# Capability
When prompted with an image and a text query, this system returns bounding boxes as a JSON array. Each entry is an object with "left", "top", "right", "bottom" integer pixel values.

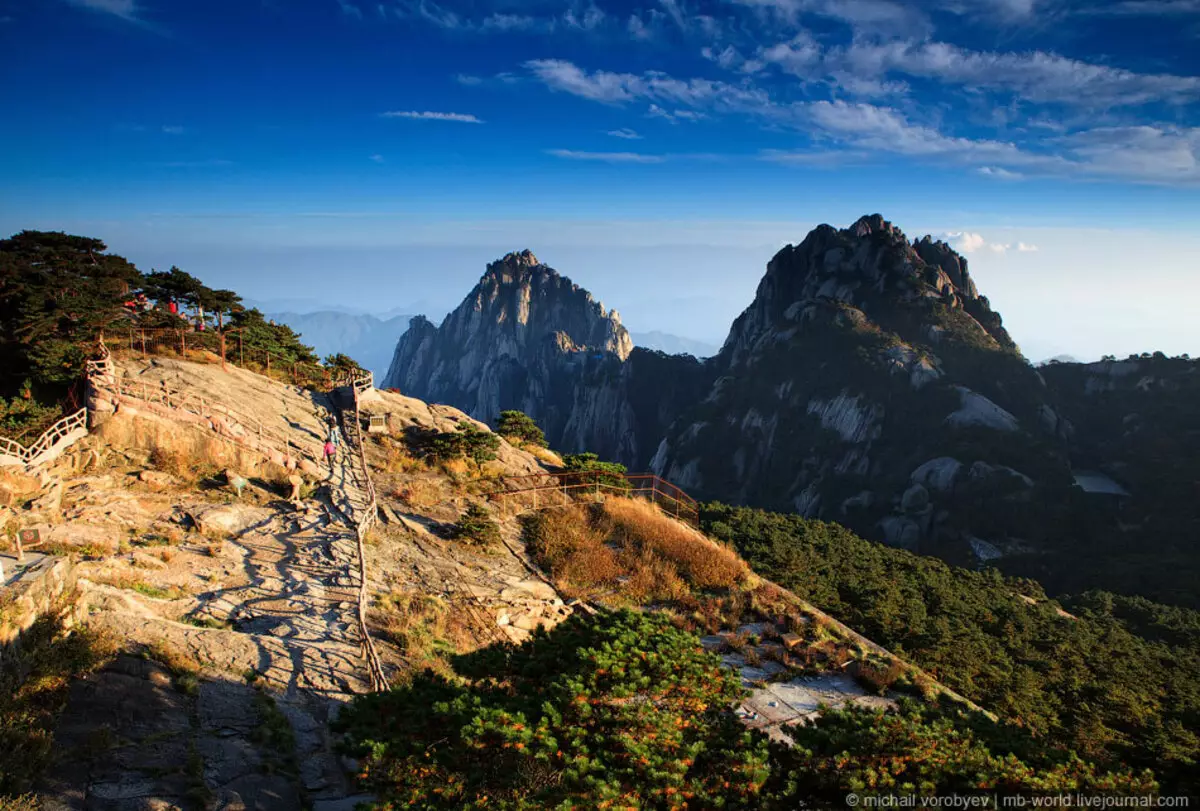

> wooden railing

[
  {"left": 336, "top": 370, "right": 388, "bottom": 692},
  {"left": 117, "top": 327, "right": 334, "bottom": 389},
  {"left": 0, "top": 408, "right": 89, "bottom": 467},
  {"left": 486, "top": 470, "right": 700, "bottom": 528}
]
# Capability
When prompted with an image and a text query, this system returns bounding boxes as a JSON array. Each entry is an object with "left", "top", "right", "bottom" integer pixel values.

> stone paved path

[{"left": 40, "top": 389, "right": 379, "bottom": 810}]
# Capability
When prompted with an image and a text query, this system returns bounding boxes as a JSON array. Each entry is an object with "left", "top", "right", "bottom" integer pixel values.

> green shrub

[
  {"left": 765, "top": 700, "right": 1156, "bottom": 802},
  {"left": 496, "top": 410, "right": 548, "bottom": 447},
  {"left": 562, "top": 452, "right": 631, "bottom": 491},
  {"left": 418, "top": 422, "right": 501, "bottom": 465},
  {"left": 452, "top": 503, "right": 500, "bottom": 546},
  {"left": 336, "top": 609, "right": 770, "bottom": 809}
]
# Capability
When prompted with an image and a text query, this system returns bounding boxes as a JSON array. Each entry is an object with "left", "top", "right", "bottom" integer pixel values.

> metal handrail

[{"left": 487, "top": 470, "right": 700, "bottom": 528}]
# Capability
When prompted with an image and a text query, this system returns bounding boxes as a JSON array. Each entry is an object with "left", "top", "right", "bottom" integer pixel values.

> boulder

[
  {"left": 945, "top": 387, "right": 1019, "bottom": 432},
  {"left": 138, "top": 470, "right": 177, "bottom": 489},
  {"left": 192, "top": 505, "right": 271, "bottom": 536},
  {"left": 900, "top": 483, "right": 929, "bottom": 513},
  {"left": 967, "top": 461, "right": 1034, "bottom": 489},
  {"left": 910, "top": 457, "right": 963, "bottom": 492}
]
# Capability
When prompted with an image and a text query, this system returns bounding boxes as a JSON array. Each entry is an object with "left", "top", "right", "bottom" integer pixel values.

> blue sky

[{"left": 1, "top": 0, "right": 1197, "bottom": 361}]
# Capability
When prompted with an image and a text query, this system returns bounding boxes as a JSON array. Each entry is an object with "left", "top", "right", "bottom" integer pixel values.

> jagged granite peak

[
  {"left": 718, "top": 214, "right": 1008, "bottom": 366},
  {"left": 381, "top": 251, "right": 642, "bottom": 458},
  {"left": 653, "top": 214, "right": 1067, "bottom": 560}
]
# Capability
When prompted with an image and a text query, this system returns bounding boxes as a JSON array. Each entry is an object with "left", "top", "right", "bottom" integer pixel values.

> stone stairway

[{"left": 39, "top": 392, "right": 378, "bottom": 810}]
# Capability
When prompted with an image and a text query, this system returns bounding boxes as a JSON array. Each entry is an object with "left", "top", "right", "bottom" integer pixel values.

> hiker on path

[{"left": 323, "top": 438, "right": 337, "bottom": 475}]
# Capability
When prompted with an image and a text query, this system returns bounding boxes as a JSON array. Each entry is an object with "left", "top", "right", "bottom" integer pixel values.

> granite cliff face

[
  {"left": 646, "top": 214, "right": 1073, "bottom": 560},
  {"left": 382, "top": 217, "right": 1082, "bottom": 562},
  {"left": 382, "top": 250, "right": 700, "bottom": 463}
]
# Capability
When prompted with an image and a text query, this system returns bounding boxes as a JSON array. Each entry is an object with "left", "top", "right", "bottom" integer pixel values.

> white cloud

[
  {"left": 647, "top": 104, "right": 709, "bottom": 122},
  {"left": 545, "top": 149, "right": 665, "bottom": 163},
  {"left": 977, "top": 166, "right": 1023, "bottom": 180},
  {"left": 522, "top": 60, "right": 1197, "bottom": 186},
  {"left": 66, "top": 0, "right": 139, "bottom": 20},
  {"left": 945, "top": 231, "right": 1011, "bottom": 253},
  {"left": 1083, "top": 0, "right": 1200, "bottom": 14},
  {"left": 525, "top": 59, "right": 771, "bottom": 113},
  {"left": 1017, "top": 242, "right": 1039, "bottom": 251},
  {"left": 563, "top": 3, "right": 606, "bottom": 30},
  {"left": 759, "top": 149, "right": 867, "bottom": 165},
  {"left": 607, "top": 128, "right": 643, "bottom": 139},
  {"left": 755, "top": 37, "right": 1200, "bottom": 108},
  {"left": 479, "top": 13, "right": 538, "bottom": 31},
  {"left": 804, "top": 100, "right": 1055, "bottom": 166},
  {"left": 381, "top": 110, "right": 484, "bottom": 123},
  {"left": 369, "top": 154, "right": 385, "bottom": 163},
  {"left": 337, "top": 0, "right": 364, "bottom": 20},
  {"left": 627, "top": 13, "right": 653, "bottom": 38},
  {"left": 1057, "top": 126, "right": 1200, "bottom": 183},
  {"left": 727, "top": 0, "right": 931, "bottom": 35}
]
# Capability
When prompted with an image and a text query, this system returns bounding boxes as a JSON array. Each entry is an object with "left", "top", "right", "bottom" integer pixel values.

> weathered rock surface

[{"left": 381, "top": 250, "right": 706, "bottom": 465}]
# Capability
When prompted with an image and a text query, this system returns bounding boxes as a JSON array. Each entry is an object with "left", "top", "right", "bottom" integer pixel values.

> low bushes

[
  {"left": 408, "top": 422, "right": 500, "bottom": 466},
  {"left": 451, "top": 504, "right": 500, "bottom": 547},
  {"left": 495, "top": 410, "right": 547, "bottom": 448},
  {"left": 336, "top": 609, "right": 771, "bottom": 809}
]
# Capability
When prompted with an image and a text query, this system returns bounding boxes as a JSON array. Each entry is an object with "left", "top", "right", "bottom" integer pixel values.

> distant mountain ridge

[
  {"left": 267, "top": 310, "right": 416, "bottom": 379},
  {"left": 631, "top": 331, "right": 719, "bottom": 358}
]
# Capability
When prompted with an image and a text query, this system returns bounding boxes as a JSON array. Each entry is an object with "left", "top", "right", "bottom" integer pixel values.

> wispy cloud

[
  {"left": 759, "top": 149, "right": 868, "bottom": 166},
  {"left": 545, "top": 149, "right": 665, "bottom": 163},
  {"left": 66, "top": 0, "right": 140, "bottom": 21},
  {"left": 607, "top": 128, "right": 643, "bottom": 139},
  {"left": 337, "top": 0, "right": 363, "bottom": 20},
  {"left": 946, "top": 231, "right": 1012, "bottom": 253},
  {"left": 392, "top": 0, "right": 607, "bottom": 34},
  {"left": 161, "top": 125, "right": 185, "bottom": 135},
  {"left": 520, "top": 57, "right": 1198, "bottom": 186},
  {"left": 728, "top": 0, "right": 932, "bottom": 35},
  {"left": 369, "top": 154, "right": 385, "bottom": 163},
  {"left": 381, "top": 110, "right": 484, "bottom": 123},
  {"left": 1081, "top": 0, "right": 1200, "bottom": 14},
  {"left": 646, "top": 105, "right": 708, "bottom": 122},
  {"left": 455, "top": 72, "right": 519, "bottom": 87},
  {"left": 755, "top": 36, "right": 1200, "bottom": 108},
  {"left": 1017, "top": 242, "right": 1040, "bottom": 251},
  {"left": 977, "top": 166, "right": 1024, "bottom": 180},
  {"left": 525, "top": 59, "right": 770, "bottom": 113}
]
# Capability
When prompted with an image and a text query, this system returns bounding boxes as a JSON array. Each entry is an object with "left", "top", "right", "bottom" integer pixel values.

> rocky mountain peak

[
  {"left": 719, "top": 214, "right": 1010, "bottom": 365},
  {"left": 849, "top": 213, "right": 900, "bottom": 239},
  {"left": 381, "top": 250, "right": 635, "bottom": 436}
]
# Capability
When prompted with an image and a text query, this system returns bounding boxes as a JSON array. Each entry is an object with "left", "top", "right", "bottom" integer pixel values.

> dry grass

[
  {"left": 377, "top": 439, "right": 424, "bottom": 475},
  {"left": 603, "top": 498, "right": 747, "bottom": 591},
  {"left": 527, "top": 445, "right": 563, "bottom": 467},
  {"left": 523, "top": 497, "right": 749, "bottom": 609},
  {"left": 371, "top": 590, "right": 453, "bottom": 673},
  {"left": 393, "top": 476, "right": 454, "bottom": 511}
]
